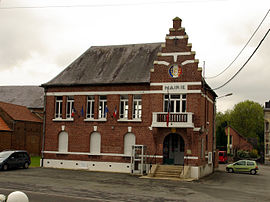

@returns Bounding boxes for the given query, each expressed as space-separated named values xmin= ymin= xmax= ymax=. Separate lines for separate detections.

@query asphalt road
xmin=0 ymin=164 xmax=270 ymax=202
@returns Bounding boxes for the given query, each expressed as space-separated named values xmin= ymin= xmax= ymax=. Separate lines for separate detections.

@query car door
xmin=233 ymin=160 xmax=246 ymax=172
xmin=7 ymin=153 xmax=18 ymax=168
xmin=17 ymin=152 xmax=25 ymax=167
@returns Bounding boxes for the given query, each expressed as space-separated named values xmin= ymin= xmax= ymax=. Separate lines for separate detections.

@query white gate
xmin=131 ymin=145 xmax=147 ymax=175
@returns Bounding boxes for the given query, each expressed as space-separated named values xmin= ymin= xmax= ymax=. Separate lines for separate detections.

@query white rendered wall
xmin=42 ymin=159 xmax=131 ymax=173
xmin=190 ymin=164 xmax=214 ymax=179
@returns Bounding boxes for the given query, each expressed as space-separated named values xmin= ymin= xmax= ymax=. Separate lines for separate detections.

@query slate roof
xmin=42 ymin=43 xmax=162 ymax=87
xmin=0 ymin=86 xmax=44 ymax=109
xmin=0 ymin=102 xmax=42 ymax=123
xmin=0 ymin=116 xmax=11 ymax=131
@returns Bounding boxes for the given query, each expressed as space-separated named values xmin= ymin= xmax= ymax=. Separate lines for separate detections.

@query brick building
xmin=264 ymin=101 xmax=270 ymax=164
xmin=42 ymin=17 xmax=217 ymax=179
xmin=0 ymin=102 xmax=43 ymax=155
xmin=225 ymin=126 xmax=253 ymax=154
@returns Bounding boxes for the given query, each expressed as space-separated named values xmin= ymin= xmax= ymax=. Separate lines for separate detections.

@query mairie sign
xmin=168 ymin=64 xmax=182 ymax=78
xmin=163 ymin=84 xmax=186 ymax=91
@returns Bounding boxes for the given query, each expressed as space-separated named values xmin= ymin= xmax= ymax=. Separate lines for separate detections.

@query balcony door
xmin=164 ymin=94 xmax=186 ymax=113
xmin=163 ymin=133 xmax=184 ymax=165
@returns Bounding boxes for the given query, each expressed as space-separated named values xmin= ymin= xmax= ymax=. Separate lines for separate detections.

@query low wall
xmin=41 ymin=159 xmax=131 ymax=173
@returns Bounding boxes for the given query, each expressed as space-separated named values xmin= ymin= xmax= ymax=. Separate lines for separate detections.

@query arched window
xmin=90 ymin=132 xmax=101 ymax=154
xmin=58 ymin=131 xmax=68 ymax=152
xmin=124 ymin=133 xmax=135 ymax=155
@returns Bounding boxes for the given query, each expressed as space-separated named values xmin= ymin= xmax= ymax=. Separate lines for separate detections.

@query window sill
xmin=84 ymin=118 xmax=107 ymax=122
xmin=117 ymin=119 xmax=142 ymax=122
xmin=53 ymin=118 xmax=74 ymax=122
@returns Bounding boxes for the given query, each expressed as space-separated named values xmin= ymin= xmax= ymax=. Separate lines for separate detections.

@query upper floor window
xmin=55 ymin=96 xmax=63 ymax=119
xmin=66 ymin=96 xmax=74 ymax=119
xmin=86 ymin=96 xmax=95 ymax=119
xmin=120 ymin=95 xmax=129 ymax=119
xmin=133 ymin=95 xmax=142 ymax=119
xmin=164 ymin=94 xmax=186 ymax=113
xmin=99 ymin=96 xmax=107 ymax=119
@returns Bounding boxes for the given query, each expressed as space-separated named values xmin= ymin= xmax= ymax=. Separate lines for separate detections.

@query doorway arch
xmin=163 ymin=133 xmax=185 ymax=165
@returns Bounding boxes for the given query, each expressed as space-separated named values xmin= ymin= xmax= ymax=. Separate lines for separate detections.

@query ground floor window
xmin=90 ymin=132 xmax=101 ymax=154
xmin=58 ymin=131 xmax=68 ymax=152
xmin=124 ymin=133 xmax=135 ymax=155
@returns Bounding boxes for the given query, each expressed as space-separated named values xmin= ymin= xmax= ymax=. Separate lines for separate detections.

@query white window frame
xmin=66 ymin=96 xmax=74 ymax=119
xmin=98 ymin=96 xmax=107 ymax=119
xmin=120 ymin=95 xmax=129 ymax=119
xmin=86 ymin=96 xmax=95 ymax=119
xmin=55 ymin=96 xmax=63 ymax=119
xmin=164 ymin=94 xmax=186 ymax=113
xmin=133 ymin=95 xmax=142 ymax=119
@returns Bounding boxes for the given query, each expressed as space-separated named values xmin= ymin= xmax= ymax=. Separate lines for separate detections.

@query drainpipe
xmin=41 ymin=87 xmax=47 ymax=167
xmin=212 ymin=99 xmax=216 ymax=172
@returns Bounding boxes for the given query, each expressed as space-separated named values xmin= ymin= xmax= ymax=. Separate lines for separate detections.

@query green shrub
xmin=249 ymin=149 xmax=258 ymax=158
xmin=237 ymin=150 xmax=249 ymax=158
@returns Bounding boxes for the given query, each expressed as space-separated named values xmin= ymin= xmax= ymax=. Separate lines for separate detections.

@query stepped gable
xmin=42 ymin=43 xmax=163 ymax=87
xmin=150 ymin=17 xmax=202 ymax=83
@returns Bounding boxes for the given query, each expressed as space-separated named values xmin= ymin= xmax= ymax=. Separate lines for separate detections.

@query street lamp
xmin=217 ymin=93 xmax=233 ymax=99
xmin=213 ymin=92 xmax=232 ymax=171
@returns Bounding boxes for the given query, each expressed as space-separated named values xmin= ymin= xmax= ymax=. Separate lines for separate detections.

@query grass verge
xmin=30 ymin=156 xmax=41 ymax=167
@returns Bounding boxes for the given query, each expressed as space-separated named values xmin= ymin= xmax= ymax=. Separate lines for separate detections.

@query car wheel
xmin=228 ymin=168 xmax=234 ymax=173
xmin=2 ymin=164 xmax=8 ymax=171
xmin=250 ymin=169 xmax=256 ymax=175
xmin=23 ymin=162 xmax=29 ymax=169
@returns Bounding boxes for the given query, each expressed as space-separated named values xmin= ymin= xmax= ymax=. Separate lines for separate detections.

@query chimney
xmin=173 ymin=17 xmax=182 ymax=29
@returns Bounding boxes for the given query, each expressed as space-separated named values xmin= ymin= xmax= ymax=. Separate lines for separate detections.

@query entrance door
xmin=163 ymin=133 xmax=184 ymax=165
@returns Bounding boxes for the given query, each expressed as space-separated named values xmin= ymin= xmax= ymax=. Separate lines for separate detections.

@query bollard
xmin=0 ymin=194 xmax=6 ymax=202
xmin=6 ymin=191 xmax=29 ymax=202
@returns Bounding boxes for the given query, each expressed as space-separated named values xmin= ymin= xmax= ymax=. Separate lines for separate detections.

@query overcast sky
xmin=0 ymin=0 xmax=269 ymax=112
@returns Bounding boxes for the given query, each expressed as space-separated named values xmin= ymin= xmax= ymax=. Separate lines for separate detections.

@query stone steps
xmin=154 ymin=165 xmax=183 ymax=178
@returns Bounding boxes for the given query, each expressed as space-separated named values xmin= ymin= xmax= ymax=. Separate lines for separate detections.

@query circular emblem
xmin=168 ymin=64 xmax=182 ymax=78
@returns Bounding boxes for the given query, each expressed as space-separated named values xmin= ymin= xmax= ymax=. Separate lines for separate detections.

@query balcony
xmin=151 ymin=112 xmax=194 ymax=128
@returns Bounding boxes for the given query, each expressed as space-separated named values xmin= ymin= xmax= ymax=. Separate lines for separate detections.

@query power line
xmin=213 ymin=28 xmax=270 ymax=91
xmin=205 ymin=9 xmax=270 ymax=79
xmin=0 ymin=0 xmax=226 ymax=9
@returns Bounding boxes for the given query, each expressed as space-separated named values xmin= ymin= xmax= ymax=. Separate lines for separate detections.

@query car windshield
xmin=219 ymin=152 xmax=224 ymax=156
xmin=0 ymin=151 xmax=13 ymax=158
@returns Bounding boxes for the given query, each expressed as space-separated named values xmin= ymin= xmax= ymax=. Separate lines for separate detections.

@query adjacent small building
xmin=225 ymin=126 xmax=253 ymax=155
xmin=0 ymin=102 xmax=43 ymax=156
xmin=0 ymin=86 xmax=44 ymax=155
xmin=41 ymin=17 xmax=217 ymax=179
xmin=0 ymin=86 xmax=44 ymax=119
xmin=264 ymin=101 xmax=270 ymax=164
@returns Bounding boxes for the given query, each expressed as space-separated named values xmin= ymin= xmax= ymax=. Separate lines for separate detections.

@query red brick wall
xmin=12 ymin=121 xmax=42 ymax=156
xmin=0 ymin=131 xmax=12 ymax=151
xmin=225 ymin=127 xmax=253 ymax=151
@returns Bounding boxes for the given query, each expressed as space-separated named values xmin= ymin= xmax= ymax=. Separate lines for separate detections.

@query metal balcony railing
xmin=151 ymin=112 xmax=194 ymax=128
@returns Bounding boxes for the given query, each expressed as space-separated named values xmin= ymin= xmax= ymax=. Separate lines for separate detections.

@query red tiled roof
xmin=0 ymin=116 xmax=12 ymax=131
xmin=0 ymin=101 xmax=42 ymax=123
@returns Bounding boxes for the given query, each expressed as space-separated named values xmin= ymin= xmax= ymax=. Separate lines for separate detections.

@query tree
xmin=216 ymin=100 xmax=264 ymax=152
xmin=215 ymin=111 xmax=230 ymax=148
xmin=230 ymin=100 xmax=264 ymax=139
